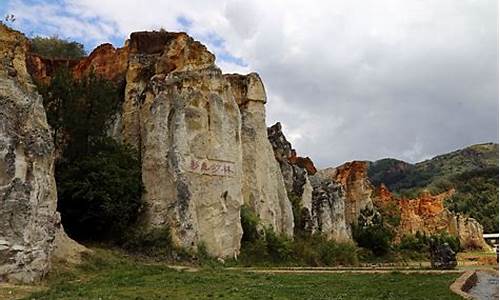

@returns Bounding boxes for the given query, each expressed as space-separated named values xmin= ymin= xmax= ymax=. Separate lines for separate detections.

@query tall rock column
xmin=0 ymin=24 xmax=59 ymax=283
xmin=226 ymin=74 xmax=294 ymax=237
xmin=124 ymin=32 xmax=244 ymax=258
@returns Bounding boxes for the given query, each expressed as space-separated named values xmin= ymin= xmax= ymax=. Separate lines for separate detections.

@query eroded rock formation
xmin=28 ymin=30 xmax=294 ymax=258
xmin=267 ymin=123 xmax=351 ymax=241
xmin=374 ymin=184 xmax=489 ymax=249
xmin=267 ymin=122 xmax=313 ymax=234
xmin=228 ymin=78 xmax=293 ymax=238
xmin=315 ymin=161 xmax=375 ymax=226
xmin=0 ymin=24 xmax=78 ymax=282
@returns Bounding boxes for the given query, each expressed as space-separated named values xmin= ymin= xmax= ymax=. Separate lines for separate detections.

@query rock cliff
xmin=374 ymin=184 xmax=489 ymax=249
xmin=28 ymin=30 xmax=294 ymax=258
xmin=267 ymin=123 xmax=351 ymax=241
xmin=0 ymin=24 xmax=84 ymax=283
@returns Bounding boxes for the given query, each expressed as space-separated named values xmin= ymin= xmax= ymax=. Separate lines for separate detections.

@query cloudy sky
xmin=2 ymin=0 xmax=498 ymax=167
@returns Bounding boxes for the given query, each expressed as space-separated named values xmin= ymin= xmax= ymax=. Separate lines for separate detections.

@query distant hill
xmin=367 ymin=143 xmax=499 ymax=233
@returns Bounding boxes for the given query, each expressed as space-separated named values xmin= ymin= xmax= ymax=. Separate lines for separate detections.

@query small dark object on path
xmin=429 ymin=241 xmax=457 ymax=269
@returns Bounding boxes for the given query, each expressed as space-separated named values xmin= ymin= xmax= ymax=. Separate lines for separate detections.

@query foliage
xmin=288 ymin=192 xmax=312 ymax=237
xmin=367 ymin=143 xmax=499 ymax=233
xmin=122 ymin=226 xmax=174 ymax=259
xmin=30 ymin=35 xmax=86 ymax=59
xmin=446 ymin=167 xmax=499 ymax=233
xmin=352 ymin=208 xmax=394 ymax=256
xmin=240 ymin=205 xmax=260 ymax=243
xmin=38 ymin=67 xmax=141 ymax=242
xmin=397 ymin=232 xmax=461 ymax=255
xmin=264 ymin=228 xmax=294 ymax=262
xmin=239 ymin=207 xmax=358 ymax=266
xmin=38 ymin=68 xmax=123 ymax=159
xmin=57 ymin=138 xmax=143 ymax=241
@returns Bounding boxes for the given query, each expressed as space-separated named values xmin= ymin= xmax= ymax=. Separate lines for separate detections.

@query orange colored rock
xmin=27 ymin=55 xmax=79 ymax=84
xmin=288 ymin=150 xmax=317 ymax=175
xmin=316 ymin=161 xmax=374 ymax=225
xmin=72 ymin=43 xmax=129 ymax=81
xmin=373 ymin=185 xmax=488 ymax=249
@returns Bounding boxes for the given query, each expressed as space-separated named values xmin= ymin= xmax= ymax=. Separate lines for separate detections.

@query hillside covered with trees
xmin=368 ymin=143 xmax=499 ymax=233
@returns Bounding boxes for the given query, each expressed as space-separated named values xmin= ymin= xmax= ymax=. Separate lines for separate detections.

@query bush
xmin=240 ymin=205 xmax=260 ymax=242
xmin=397 ymin=232 xmax=460 ymax=257
xmin=264 ymin=228 xmax=293 ymax=262
xmin=239 ymin=208 xmax=358 ymax=266
xmin=398 ymin=232 xmax=429 ymax=252
xmin=123 ymin=226 xmax=174 ymax=258
xmin=31 ymin=36 xmax=86 ymax=59
xmin=352 ymin=208 xmax=393 ymax=256
xmin=57 ymin=138 xmax=143 ymax=241
xmin=37 ymin=67 xmax=139 ymax=242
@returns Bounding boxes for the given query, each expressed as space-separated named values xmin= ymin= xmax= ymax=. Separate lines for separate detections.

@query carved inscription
xmin=185 ymin=157 xmax=235 ymax=177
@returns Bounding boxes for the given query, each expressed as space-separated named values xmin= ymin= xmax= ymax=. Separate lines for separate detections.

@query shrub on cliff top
xmin=31 ymin=35 xmax=86 ymax=59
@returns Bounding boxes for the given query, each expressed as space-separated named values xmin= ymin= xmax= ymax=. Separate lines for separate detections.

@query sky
xmin=1 ymin=0 xmax=498 ymax=167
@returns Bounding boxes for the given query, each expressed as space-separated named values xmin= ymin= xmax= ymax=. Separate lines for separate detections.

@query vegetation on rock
xmin=30 ymin=35 xmax=86 ymax=59
xmin=36 ymin=66 xmax=142 ymax=241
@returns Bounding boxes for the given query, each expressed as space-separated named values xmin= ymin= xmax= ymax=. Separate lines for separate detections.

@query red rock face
xmin=27 ymin=43 xmax=129 ymax=84
xmin=27 ymin=55 xmax=79 ymax=84
xmin=317 ymin=161 xmax=374 ymax=225
xmin=288 ymin=150 xmax=317 ymax=175
xmin=332 ymin=161 xmax=369 ymax=187
xmin=72 ymin=43 xmax=129 ymax=81
xmin=373 ymin=184 xmax=487 ymax=249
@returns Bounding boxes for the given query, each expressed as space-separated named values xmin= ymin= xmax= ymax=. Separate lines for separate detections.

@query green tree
xmin=57 ymin=138 xmax=143 ymax=240
xmin=31 ymin=36 xmax=86 ymax=59
xmin=37 ymin=68 xmax=142 ymax=241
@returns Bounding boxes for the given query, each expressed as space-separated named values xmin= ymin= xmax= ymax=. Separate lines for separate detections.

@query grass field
xmin=21 ymin=249 xmax=462 ymax=300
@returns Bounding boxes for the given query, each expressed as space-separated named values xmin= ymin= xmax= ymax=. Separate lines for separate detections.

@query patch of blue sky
xmin=216 ymin=51 xmax=247 ymax=67
xmin=176 ymin=15 xmax=192 ymax=29
xmin=193 ymin=30 xmax=247 ymax=67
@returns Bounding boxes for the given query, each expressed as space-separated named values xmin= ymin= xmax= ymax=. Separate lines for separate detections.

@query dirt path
xmin=468 ymin=271 xmax=499 ymax=300
xmin=227 ymin=266 xmax=463 ymax=274
xmin=0 ymin=283 xmax=46 ymax=300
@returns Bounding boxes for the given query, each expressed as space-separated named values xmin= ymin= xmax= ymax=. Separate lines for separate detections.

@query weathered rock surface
xmin=316 ymin=161 xmax=375 ymax=226
xmin=267 ymin=122 xmax=314 ymax=234
xmin=228 ymin=77 xmax=293 ymax=237
xmin=267 ymin=123 xmax=352 ymax=240
xmin=0 ymin=24 xmax=83 ymax=283
xmin=374 ymin=184 xmax=489 ymax=249
xmin=309 ymin=176 xmax=352 ymax=241
xmin=28 ymin=30 xmax=296 ymax=257
xmin=308 ymin=162 xmax=375 ymax=242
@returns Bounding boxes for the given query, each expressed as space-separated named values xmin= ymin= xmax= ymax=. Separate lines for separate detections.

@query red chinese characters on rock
xmin=186 ymin=157 xmax=235 ymax=176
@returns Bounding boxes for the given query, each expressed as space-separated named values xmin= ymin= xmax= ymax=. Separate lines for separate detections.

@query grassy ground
xmin=18 ymin=248 xmax=463 ymax=300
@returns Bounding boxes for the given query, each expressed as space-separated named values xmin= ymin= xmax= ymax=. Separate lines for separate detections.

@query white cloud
xmin=7 ymin=0 xmax=498 ymax=167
